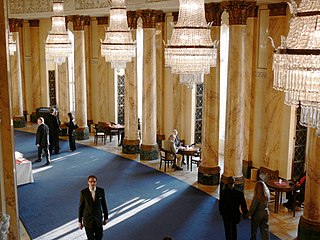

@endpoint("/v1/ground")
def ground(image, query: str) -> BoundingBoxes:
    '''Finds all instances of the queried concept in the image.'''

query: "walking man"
[78,175,108,240]
[35,117,51,165]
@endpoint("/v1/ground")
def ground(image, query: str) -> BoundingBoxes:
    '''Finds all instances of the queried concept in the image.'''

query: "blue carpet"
[15,130,281,240]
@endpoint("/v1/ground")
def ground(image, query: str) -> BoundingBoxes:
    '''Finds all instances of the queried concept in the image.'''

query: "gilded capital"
[136,10,163,28]
[205,3,223,26]
[222,1,257,25]
[68,15,86,31]
[96,16,108,25]
[28,19,39,28]
[172,12,179,22]
[127,11,138,29]
[268,2,287,17]
[9,18,23,32]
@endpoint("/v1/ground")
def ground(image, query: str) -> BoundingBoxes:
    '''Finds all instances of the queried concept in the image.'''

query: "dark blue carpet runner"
[15,130,281,240]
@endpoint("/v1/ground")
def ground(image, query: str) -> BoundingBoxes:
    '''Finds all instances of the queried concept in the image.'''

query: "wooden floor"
[19,124,302,240]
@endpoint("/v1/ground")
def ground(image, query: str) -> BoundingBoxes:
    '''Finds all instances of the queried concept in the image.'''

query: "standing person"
[162,134,183,171]
[78,175,108,240]
[66,112,77,151]
[245,181,270,240]
[35,117,51,165]
[46,107,60,154]
[219,176,248,240]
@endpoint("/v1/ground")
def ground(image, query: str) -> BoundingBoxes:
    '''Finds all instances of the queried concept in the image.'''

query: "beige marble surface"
[30,25,41,110]
[57,61,70,123]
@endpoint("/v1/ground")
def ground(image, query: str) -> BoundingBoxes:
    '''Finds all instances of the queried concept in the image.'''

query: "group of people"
[162,129,185,171]
[219,171,306,240]
[35,108,78,164]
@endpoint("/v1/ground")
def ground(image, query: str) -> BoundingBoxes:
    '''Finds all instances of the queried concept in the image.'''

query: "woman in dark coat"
[66,112,77,151]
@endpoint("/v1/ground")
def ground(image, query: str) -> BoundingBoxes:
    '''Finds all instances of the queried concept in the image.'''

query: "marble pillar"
[156,14,165,143]
[0,0,19,238]
[298,128,320,238]
[221,1,255,191]
[243,7,258,178]
[29,20,41,110]
[198,3,222,185]
[137,10,162,160]
[9,19,25,128]
[84,17,92,123]
[56,61,69,124]
[123,12,140,154]
[70,16,89,140]
[264,3,294,177]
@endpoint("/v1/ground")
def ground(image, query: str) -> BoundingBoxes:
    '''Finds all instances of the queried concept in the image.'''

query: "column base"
[220,175,245,192]
[298,216,320,239]
[123,139,140,154]
[13,116,26,128]
[75,127,89,140]
[242,160,253,179]
[198,166,221,185]
[140,144,159,160]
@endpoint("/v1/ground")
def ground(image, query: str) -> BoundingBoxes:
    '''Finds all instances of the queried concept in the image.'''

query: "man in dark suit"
[219,176,248,240]
[78,175,108,240]
[35,117,51,165]
[46,107,61,154]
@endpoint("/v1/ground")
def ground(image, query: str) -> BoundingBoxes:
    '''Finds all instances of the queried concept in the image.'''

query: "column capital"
[136,9,163,28]
[247,5,258,18]
[96,16,108,25]
[9,18,23,32]
[28,19,39,27]
[268,2,287,17]
[127,11,138,29]
[156,12,166,23]
[205,2,223,26]
[67,15,89,31]
[222,1,256,25]
[172,12,179,22]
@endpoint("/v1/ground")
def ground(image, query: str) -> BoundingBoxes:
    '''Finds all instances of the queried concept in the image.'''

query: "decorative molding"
[255,70,267,78]
[136,10,163,28]
[28,19,39,27]
[247,5,258,18]
[9,18,23,32]
[222,1,257,25]
[68,15,86,31]
[9,0,52,14]
[96,16,108,25]
[75,0,109,10]
[172,11,178,22]
[205,2,223,26]
[268,2,287,17]
[127,11,138,29]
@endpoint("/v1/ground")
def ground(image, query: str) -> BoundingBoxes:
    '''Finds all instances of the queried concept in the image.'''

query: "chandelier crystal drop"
[45,0,72,65]
[165,0,218,88]
[271,0,320,131]
[101,0,136,71]
[8,32,16,56]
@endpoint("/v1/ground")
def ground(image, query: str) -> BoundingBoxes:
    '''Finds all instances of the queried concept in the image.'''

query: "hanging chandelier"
[271,0,320,132]
[45,0,72,65]
[165,0,218,88]
[8,31,16,56]
[101,0,136,71]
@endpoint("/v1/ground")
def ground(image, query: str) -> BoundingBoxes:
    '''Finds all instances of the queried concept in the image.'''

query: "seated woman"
[283,171,306,210]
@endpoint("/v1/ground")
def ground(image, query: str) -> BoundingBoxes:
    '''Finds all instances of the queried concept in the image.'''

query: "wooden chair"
[159,147,176,172]
[93,124,106,145]
[190,148,201,171]
[258,167,279,203]
[292,188,305,217]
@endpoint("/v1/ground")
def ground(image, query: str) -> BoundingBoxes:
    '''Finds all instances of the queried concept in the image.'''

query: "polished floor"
[19,123,301,240]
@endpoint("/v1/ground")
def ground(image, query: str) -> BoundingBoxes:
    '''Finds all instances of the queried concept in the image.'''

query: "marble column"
[137,10,162,160]
[123,11,140,154]
[156,13,166,144]
[56,61,69,124]
[198,3,223,185]
[70,15,89,140]
[220,1,256,191]
[29,20,41,110]
[242,7,258,178]
[9,19,25,128]
[298,128,320,238]
[84,17,92,124]
[0,0,19,238]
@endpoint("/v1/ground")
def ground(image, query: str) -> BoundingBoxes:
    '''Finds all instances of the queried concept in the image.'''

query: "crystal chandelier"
[165,0,218,88]
[8,31,16,56]
[101,0,136,70]
[45,0,72,65]
[271,0,320,132]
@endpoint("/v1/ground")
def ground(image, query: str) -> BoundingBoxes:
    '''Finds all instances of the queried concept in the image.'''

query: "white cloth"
[16,159,34,186]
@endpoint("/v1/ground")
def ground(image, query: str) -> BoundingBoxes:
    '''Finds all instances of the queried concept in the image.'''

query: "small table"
[178,147,200,170]
[16,159,34,186]
[266,179,293,213]
[109,124,125,143]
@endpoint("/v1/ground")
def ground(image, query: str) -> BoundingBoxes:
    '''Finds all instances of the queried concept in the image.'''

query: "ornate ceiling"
[8,0,285,19]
